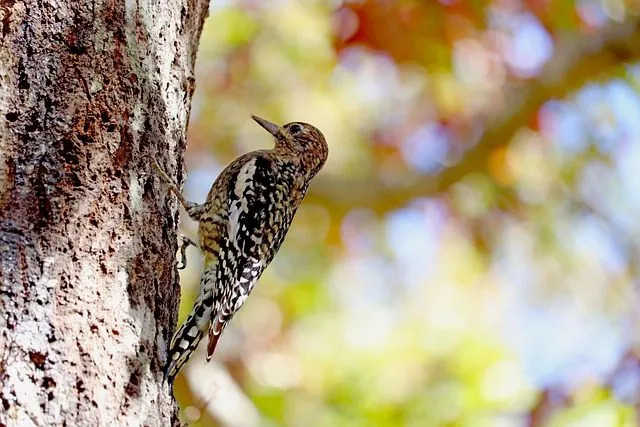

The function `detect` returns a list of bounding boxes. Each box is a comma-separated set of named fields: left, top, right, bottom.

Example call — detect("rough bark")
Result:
left=0, top=0, right=209, bottom=425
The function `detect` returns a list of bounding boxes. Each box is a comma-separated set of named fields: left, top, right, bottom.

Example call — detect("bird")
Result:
left=152, top=115, right=328, bottom=383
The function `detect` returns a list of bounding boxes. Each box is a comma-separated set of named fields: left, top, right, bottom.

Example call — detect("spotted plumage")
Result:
left=156, top=116, right=328, bottom=382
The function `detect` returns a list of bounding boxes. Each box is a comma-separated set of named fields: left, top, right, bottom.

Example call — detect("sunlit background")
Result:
left=173, top=0, right=640, bottom=425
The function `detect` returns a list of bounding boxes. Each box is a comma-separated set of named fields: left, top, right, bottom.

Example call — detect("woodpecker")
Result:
left=154, top=116, right=328, bottom=382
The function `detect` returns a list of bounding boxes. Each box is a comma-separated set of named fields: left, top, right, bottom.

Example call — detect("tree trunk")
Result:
left=0, top=0, right=209, bottom=425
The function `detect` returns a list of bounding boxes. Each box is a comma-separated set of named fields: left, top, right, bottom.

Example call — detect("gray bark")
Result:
left=0, top=0, right=209, bottom=425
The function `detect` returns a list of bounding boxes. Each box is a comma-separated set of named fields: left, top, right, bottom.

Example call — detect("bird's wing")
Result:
left=206, top=154, right=284, bottom=359
left=227, top=154, right=282, bottom=260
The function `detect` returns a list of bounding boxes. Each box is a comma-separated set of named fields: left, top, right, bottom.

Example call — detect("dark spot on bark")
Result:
left=90, top=324, right=98, bottom=333
left=28, top=351, right=47, bottom=369
left=17, top=60, right=29, bottom=90
left=60, top=138, right=79, bottom=165
left=124, top=369, right=141, bottom=397
left=123, top=204, right=131, bottom=222
left=33, top=163, right=53, bottom=227
left=161, top=225, right=169, bottom=243
left=106, top=123, right=117, bottom=132
left=187, top=76, right=196, bottom=97
left=140, top=236, right=150, bottom=249
left=112, top=329, right=119, bottom=335
left=76, top=378, right=85, bottom=393
left=126, top=282, right=138, bottom=307
left=0, top=288, right=14, bottom=297
left=143, top=176, right=153, bottom=196
left=100, top=262, right=107, bottom=275
left=5, top=112, right=18, bottom=122
left=43, top=376, right=56, bottom=389
left=0, top=156, right=15, bottom=212
left=47, top=392, right=54, bottom=401
left=83, top=117, right=93, bottom=132
left=25, top=120, right=38, bottom=133
left=91, top=400, right=98, bottom=407
left=110, top=25, right=125, bottom=60
left=113, top=140, right=131, bottom=169
left=62, top=137, right=74, bottom=151
left=101, top=111, right=110, bottom=123
left=78, top=133, right=93, bottom=144
left=66, top=31, right=87, bottom=55
left=143, top=116, right=152, bottom=133
left=67, top=171, right=82, bottom=187
left=44, top=95, right=57, bottom=113
left=2, top=395, right=9, bottom=410
left=119, top=123, right=132, bottom=147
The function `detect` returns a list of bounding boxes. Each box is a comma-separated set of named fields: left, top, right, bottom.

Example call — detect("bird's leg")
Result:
left=147, top=155, right=202, bottom=216
left=177, top=234, right=198, bottom=270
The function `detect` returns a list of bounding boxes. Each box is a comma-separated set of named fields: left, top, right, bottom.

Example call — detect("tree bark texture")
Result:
left=0, top=0, right=209, bottom=425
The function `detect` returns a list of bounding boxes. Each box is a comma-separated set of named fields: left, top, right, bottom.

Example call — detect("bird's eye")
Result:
left=289, top=124, right=302, bottom=134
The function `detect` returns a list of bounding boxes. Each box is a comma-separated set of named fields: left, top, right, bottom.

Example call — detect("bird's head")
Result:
left=252, top=115, right=328, bottom=178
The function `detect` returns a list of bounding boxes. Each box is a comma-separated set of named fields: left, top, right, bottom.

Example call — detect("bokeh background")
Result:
left=173, top=1, right=640, bottom=425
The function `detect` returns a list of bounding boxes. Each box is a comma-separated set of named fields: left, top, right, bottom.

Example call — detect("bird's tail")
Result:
left=163, top=274, right=216, bottom=383
left=206, top=309, right=231, bottom=361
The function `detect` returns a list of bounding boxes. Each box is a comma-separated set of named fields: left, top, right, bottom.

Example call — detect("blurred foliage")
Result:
left=174, top=0, right=640, bottom=425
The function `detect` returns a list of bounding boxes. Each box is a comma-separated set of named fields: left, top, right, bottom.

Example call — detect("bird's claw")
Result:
left=177, top=234, right=197, bottom=270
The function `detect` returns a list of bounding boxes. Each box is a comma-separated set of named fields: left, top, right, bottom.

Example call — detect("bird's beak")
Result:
left=252, top=115, right=280, bottom=136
